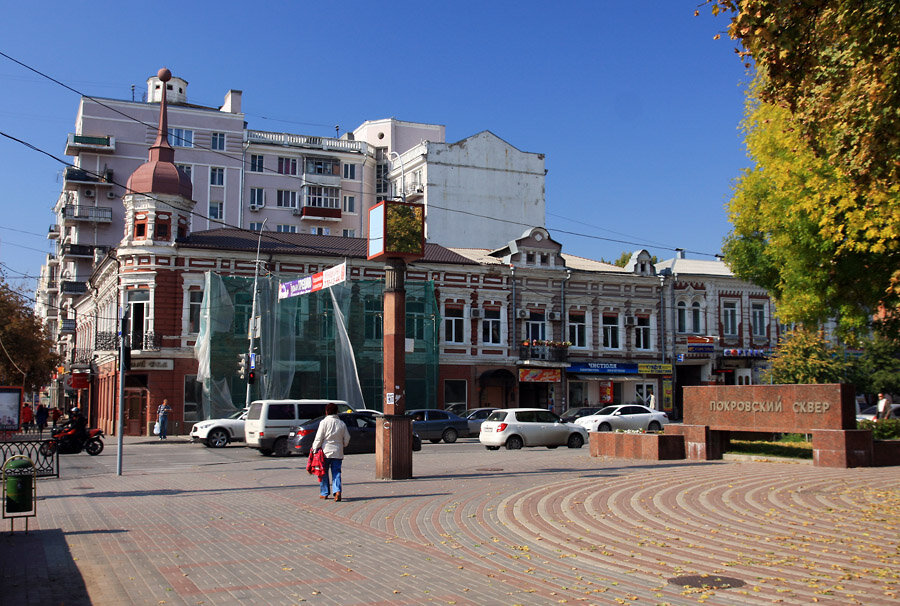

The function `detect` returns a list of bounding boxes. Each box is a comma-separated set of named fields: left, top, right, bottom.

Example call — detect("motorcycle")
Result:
left=40, top=425, right=105, bottom=456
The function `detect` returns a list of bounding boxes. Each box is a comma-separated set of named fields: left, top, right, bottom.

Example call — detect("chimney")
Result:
left=222, top=89, right=242, bottom=114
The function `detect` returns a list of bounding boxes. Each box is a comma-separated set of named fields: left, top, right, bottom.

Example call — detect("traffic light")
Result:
left=238, top=353, right=247, bottom=379
left=247, top=369, right=256, bottom=385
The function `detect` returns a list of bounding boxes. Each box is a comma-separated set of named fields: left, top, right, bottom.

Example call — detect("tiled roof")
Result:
left=180, top=229, right=478, bottom=265
left=656, top=258, right=734, bottom=277
left=449, top=248, right=627, bottom=272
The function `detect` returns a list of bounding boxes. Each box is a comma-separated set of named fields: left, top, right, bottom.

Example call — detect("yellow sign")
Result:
left=638, top=363, right=672, bottom=374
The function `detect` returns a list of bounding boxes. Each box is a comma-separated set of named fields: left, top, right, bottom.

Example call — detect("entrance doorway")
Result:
left=124, top=389, right=148, bottom=435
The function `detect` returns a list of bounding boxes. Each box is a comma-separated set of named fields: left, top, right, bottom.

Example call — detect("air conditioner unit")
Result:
left=106, top=191, right=117, bottom=199
left=517, top=309, right=530, bottom=319
left=625, top=316, right=636, bottom=326
left=548, top=311, right=561, bottom=321
left=470, top=308, right=483, bottom=319
left=84, top=189, right=95, bottom=198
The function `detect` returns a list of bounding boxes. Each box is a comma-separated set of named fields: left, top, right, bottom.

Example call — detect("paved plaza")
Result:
left=1, top=437, right=898, bottom=605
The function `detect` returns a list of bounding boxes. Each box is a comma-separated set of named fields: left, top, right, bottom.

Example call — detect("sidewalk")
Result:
left=1, top=439, right=898, bottom=605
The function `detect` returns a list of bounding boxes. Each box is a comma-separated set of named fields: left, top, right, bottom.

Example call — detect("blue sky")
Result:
left=0, top=1, right=750, bottom=293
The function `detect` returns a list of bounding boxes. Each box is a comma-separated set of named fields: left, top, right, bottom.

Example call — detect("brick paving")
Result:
left=1, top=438, right=898, bottom=605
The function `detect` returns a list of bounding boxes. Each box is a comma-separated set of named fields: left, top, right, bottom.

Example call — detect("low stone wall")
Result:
left=663, top=424, right=725, bottom=460
left=590, top=432, right=685, bottom=461
left=811, top=429, right=873, bottom=468
left=873, top=440, right=900, bottom=467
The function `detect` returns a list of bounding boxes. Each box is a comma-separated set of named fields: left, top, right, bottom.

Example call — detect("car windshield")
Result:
left=596, top=406, right=619, bottom=415
left=860, top=405, right=878, bottom=415
left=228, top=409, right=246, bottom=420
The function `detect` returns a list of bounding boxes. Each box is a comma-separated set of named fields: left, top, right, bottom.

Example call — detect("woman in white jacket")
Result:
left=311, top=402, right=351, bottom=501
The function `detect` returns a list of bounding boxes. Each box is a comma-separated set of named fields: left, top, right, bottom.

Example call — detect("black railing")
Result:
left=0, top=438, right=60, bottom=478
left=519, top=343, right=569, bottom=362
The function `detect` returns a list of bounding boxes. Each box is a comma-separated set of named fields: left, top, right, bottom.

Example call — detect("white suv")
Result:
left=190, top=408, right=248, bottom=448
left=479, top=408, right=588, bottom=450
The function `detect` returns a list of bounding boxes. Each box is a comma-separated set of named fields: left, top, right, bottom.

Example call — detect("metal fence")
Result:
left=0, top=438, right=59, bottom=478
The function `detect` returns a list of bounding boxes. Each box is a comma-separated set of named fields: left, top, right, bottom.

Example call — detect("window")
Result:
left=527, top=310, right=546, bottom=341
left=277, top=157, right=297, bottom=175
left=134, top=221, right=146, bottom=239
left=342, top=195, right=356, bottom=213
left=375, top=160, right=389, bottom=196
left=276, top=190, right=297, bottom=208
left=723, top=301, right=738, bottom=337
left=211, top=132, right=225, bottom=150
left=311, top=227, right=330, bottom=235
left=250, top=154, right=264, bottom=172
left=210, top=167, right=224, bottom=186
left=209, top=202, right=223, bottom=220
left=634, top=316, right=651, bottom=350
left=176, top=164, right=192, bottom=178
left=189, top=290, right=203, bottom=333
left=751, top=302, right=767, bottom=337
left=444, top=306, right=464, bottom=343
left=306, top=157, right=339, bottom=175
left=169, top=128, right=193, bottom=147
left=365, top=297, right=382, bottom=340
left=183, top=375, right=201, bottom=423
left=691, top=302, right=703, bottom=334
left=155, top=221, right=169, bottom=239
left=343, top=163, right=356, bottom=179
left=249, top=222, right=264, bottom=232
left=482, top=308, right=502, bottom=345
left=444, top=380, right=467, bottom=410
left=635, top=384, right=655, bottom=406
left=407, top=298, right=425, bottom=341
left=342, top=229, right=356, bottom=238
left=677, top=301, right=687, bottom=333
left=568, top=311, right=586, bottom=348
left=127, top=290, right=150, bottom=349
left=602, top=314, right=619, bottom=349
left=249, top=188, right=265, bottom=207
left=526, top=252, right=536, bottom=265
left=306, top=186, right=339, bottom=208
left=276, top=224, right=297, bottom=233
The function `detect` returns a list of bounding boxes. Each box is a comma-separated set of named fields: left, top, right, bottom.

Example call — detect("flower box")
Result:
left=590, top=431, right=685, bottom=460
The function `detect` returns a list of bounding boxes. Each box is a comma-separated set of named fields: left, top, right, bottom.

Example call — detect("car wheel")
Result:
left=429, top=438, right=441, bottom=444
left=567, top=433, right=585, bottom=449
left=412, top=436, right=422, bottom=451
left=598, top=422, right=612, bottom=432
left=206, top=429, right=229, bottom=448
left=648, top=421, right=662, bottom=432
left=273, top=437, right=290, bottom=457
left=442, top=428, right=458, bottom=443
left=485, top=445, right=500, bottom=451
left=505, top=435, right=523, bottom=450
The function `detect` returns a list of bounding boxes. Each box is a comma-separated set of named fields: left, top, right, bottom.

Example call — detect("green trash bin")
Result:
left=4, top=457, right=34, bottom=514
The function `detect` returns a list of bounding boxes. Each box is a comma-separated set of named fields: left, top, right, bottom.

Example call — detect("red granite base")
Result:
left=811, top=429, right=873, bottom=468
left=873, top=440, right=900, bottom=467
left=664, top=424, right=724, bottom=460
left=590, top=432, right=685, bottom=460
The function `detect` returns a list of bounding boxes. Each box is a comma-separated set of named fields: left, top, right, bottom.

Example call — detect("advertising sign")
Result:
left=518, top=368, right=561, bottom=383
left=278, top=262, right=346, bottom=300
left=0, top=386, right=23, bottom=432
left=598, top=381, right=613, bottom=404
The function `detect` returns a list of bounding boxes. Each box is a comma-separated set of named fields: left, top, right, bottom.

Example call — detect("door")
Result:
left=124, top=389, right=146, bottom=435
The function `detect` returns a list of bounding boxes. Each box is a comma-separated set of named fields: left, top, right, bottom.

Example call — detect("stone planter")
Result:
left=590, top=431, right=685, bottom=460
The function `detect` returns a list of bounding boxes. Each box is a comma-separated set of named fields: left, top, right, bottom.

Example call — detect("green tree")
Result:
left=709, top=1, right=900, bottom=335
left=843, top=334, right=900, bottom=398
left=603, top=252, right=658, bottom=268
left=0, top=279, right=60, bottom=391
left=764, top=327, right=845, bottom=384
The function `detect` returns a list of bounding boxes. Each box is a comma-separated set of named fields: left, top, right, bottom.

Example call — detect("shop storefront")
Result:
left=566, top=362, right=673, bottom=413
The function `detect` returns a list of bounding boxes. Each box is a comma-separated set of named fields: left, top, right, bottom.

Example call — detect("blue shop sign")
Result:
left=567, top=362, right=639, bottom=375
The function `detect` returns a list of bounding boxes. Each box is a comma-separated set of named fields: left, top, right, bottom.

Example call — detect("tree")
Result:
left=0, top=279, right=60, bottom=391
left=603, top=251, right=658, bottom=268
left=763, top=327, right=845, bottom=385
left=843, top=334, right=900, bottom=399
left=709, top=1, right=900, bottom=336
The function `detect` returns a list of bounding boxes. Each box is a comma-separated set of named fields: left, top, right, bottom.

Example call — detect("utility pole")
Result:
left=246, top=219, right=267, bottom=407
left=116, top=311, right=128, bottom=476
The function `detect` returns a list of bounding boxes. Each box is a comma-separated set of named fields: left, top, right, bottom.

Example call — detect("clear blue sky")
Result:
left=0, top=1, right=750, bottom=294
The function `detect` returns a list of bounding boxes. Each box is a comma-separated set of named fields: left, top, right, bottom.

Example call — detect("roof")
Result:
left=179, top=229, right=478, bottom=265
left=449, top=248, right=626, bottom=272
left=656, top=257, right=734, bottom=277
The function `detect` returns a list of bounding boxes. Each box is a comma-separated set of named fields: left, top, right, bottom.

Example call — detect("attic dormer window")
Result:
left=540, top=253, right=549, bottom=266
left=526, top=252, right=535, bottom=265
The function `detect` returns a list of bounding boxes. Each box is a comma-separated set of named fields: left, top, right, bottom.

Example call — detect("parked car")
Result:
left=288, top=412, right=422, bottom=456
left=355, top=409, right=384, bottom=417
left=464, top=407, right=499, bottom=435
left=245, top=399, right=354, bottom=456
left=574, top=405, right=669, bottom=433
left=479, top=408, right=588, bottom=450
left=857, top=404, right=900, bottom=422
left=445, top=402, right=468, bottom=416
left=189, top=407, right=248, bottom=448
left=406, top=409, right=470, bottom=443
left=559, top=406, right=602, bottom=423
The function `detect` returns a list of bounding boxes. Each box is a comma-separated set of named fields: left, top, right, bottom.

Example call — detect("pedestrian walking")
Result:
left=311, top=403, right=350, bottom=501
left=648, top=393, right=657, bottom=410
left=50, top=407, right=62, bottom=428
left=876, top=392, right=893, bottom=420
left=35, top=404, right=49, bottom=432
left=157, top=399, right=172, bottom=440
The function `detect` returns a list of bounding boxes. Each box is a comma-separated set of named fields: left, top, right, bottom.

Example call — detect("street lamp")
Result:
left=388, top=150, right=406, bottom=203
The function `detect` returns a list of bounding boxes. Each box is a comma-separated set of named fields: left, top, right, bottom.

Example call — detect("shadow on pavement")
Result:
left=0, top=528, right=92, bottom=605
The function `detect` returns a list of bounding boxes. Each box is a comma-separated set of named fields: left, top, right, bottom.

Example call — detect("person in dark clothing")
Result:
left=35, top=404, right=49, bottom=432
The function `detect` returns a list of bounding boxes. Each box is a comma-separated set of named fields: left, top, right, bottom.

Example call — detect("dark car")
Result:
left=406, top=408, right=470, bottom=443
left=288, top=412, right=422, bottom=456
left=559, top=406, right=602, bottom=423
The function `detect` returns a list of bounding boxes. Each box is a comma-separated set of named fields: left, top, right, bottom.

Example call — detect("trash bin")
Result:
left=4, top=456, right=35, bottom=514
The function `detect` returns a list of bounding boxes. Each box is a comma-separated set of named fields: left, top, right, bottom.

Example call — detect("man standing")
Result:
left=311, top=403, right=350, bottom=501
left=157, top=399, right=172, bottom=440
left=877, top=392, right=893, bottom=420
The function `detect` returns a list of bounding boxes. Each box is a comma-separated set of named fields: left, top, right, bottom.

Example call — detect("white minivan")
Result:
left=244, top=399, right=353, bottom=456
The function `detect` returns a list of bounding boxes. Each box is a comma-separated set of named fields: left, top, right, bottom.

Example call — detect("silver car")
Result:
left=574, top=404, right=668, bottom=433
left=479, top=408, right=588, bottom=450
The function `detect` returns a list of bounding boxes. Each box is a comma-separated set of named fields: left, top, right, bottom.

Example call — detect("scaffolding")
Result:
left=193, top=273, right=440, bottom=419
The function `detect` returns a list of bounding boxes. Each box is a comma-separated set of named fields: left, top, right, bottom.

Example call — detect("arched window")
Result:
left=677, top=301, right=687, bottom=333
left=691, top=302, right=703, bottom=334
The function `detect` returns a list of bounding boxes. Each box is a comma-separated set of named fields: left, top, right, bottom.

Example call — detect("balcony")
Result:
left=65, top=133, right=115, bottom=155
left=48, top=224, right=60, bottom=239
left=59, top=319, right=76, bottom=334
left=61, top=243, right=109, bottom=259
left=246, top=130, right=368, bottom=155
left=62, top=204, right=113, bottom=223
left=402, top=181, right=425, bottom=200
left=60, top=280, right=88, bottom=295
left=293, top=206, right=342, bottom=221
left=41, top=275, right=59, bottom=293
left=63, top=167, right=114, bottom=191
left=519, top=341, right=570, bottom=363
